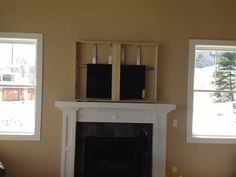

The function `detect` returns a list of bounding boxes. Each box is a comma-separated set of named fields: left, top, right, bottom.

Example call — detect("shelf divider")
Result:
left=112, top=42, right=121, bottom=101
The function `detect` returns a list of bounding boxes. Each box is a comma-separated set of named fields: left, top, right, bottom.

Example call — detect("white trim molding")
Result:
left=55, top=101, right=176, bottom=177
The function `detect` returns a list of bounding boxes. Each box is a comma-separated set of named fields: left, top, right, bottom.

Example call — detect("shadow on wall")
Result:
left=230, top=155, right=236, bottom=177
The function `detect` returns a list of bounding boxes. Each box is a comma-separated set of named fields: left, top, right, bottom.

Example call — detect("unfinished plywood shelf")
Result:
left=75, top=40, right=158, bottom=102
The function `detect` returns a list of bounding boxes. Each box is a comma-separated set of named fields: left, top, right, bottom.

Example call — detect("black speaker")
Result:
left=120, top=65, right=145, bottom=100
left=86, top=64, right=112, bottom=99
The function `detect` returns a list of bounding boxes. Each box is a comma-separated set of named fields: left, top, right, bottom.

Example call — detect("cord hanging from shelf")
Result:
left=121, top=45, right=125, bottom=64
left=108, top=43, right=113, bottom=64
left=136, top=45, right=141, bottom=65
left=92, top=44, right=97, bottom=64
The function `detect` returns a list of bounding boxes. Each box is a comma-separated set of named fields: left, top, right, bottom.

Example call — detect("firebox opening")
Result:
left=74, top=122, right=153, bottom=177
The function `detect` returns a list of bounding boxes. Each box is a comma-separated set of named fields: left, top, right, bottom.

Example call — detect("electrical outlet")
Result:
left=172, top=166, right=178, bottom=173
left=173, top=119, right=178, bottom=128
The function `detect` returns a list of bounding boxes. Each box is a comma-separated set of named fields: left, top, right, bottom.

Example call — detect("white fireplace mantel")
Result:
left=55, top=101, right=176, bottom=177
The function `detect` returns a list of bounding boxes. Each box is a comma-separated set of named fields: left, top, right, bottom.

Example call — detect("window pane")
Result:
left=0, top=87, right=35, bottom=134
left=0, top=43, right=36, bottom=86
left=194, top=50, right=236, bottom=91
left=193, top=91, right=236, bottom=137
left=0, top=43, right=12, bottom=65
left=194, top=50, right=216, bottom=90
left=0, top=42, right=37, bottom=135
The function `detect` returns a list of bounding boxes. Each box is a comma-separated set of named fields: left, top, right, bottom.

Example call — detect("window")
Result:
left=0, top=33, right=43, bottom=141
left=187, top=40, right=236, bottom=143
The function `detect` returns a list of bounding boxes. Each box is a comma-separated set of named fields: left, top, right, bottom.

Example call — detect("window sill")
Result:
left=187, top=135, right=236, bottom=144
left=0, top=134, right=40, bottom=141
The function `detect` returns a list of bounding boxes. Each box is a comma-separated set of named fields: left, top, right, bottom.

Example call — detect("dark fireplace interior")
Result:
left=74, top=122, right=153, bottom=177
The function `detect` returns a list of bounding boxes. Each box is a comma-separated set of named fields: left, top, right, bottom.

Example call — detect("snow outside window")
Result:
left=0, top=33, right=43, bottom=141
left=187, top=40, right=236, bottom=144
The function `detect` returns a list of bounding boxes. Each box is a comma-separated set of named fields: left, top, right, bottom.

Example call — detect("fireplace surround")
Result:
left=55, top=101, right=175, bottom=177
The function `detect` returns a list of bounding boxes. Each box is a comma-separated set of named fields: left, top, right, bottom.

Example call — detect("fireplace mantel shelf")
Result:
left=55, top=101, right=176, bottom=177
left=55, top=101, right=175, bottom=113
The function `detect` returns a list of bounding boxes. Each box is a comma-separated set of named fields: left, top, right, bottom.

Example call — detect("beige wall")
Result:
left=0, top=0, right=236, bottom=177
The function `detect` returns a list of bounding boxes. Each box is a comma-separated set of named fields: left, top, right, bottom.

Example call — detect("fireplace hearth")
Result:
left=55, top=101, right=175, bottom=177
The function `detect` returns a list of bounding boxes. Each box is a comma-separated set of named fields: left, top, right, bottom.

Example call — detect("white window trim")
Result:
left=0, top=32, right=43, bottom=141
left=187, top=39, right=236, bottom=144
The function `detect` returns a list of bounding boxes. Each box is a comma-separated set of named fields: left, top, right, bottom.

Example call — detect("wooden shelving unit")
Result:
left=75, top=40, right=158, bottom=102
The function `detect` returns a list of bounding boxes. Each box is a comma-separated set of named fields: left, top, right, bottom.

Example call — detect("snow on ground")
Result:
left=193, top=98, right=236, bottom=136
left=0, top=100, right=35, bottom=134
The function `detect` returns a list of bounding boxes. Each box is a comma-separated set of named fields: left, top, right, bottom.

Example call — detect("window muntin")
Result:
left=0, top=33, right=42, bottom=140
left=188, top=40, right=236, bottom=143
